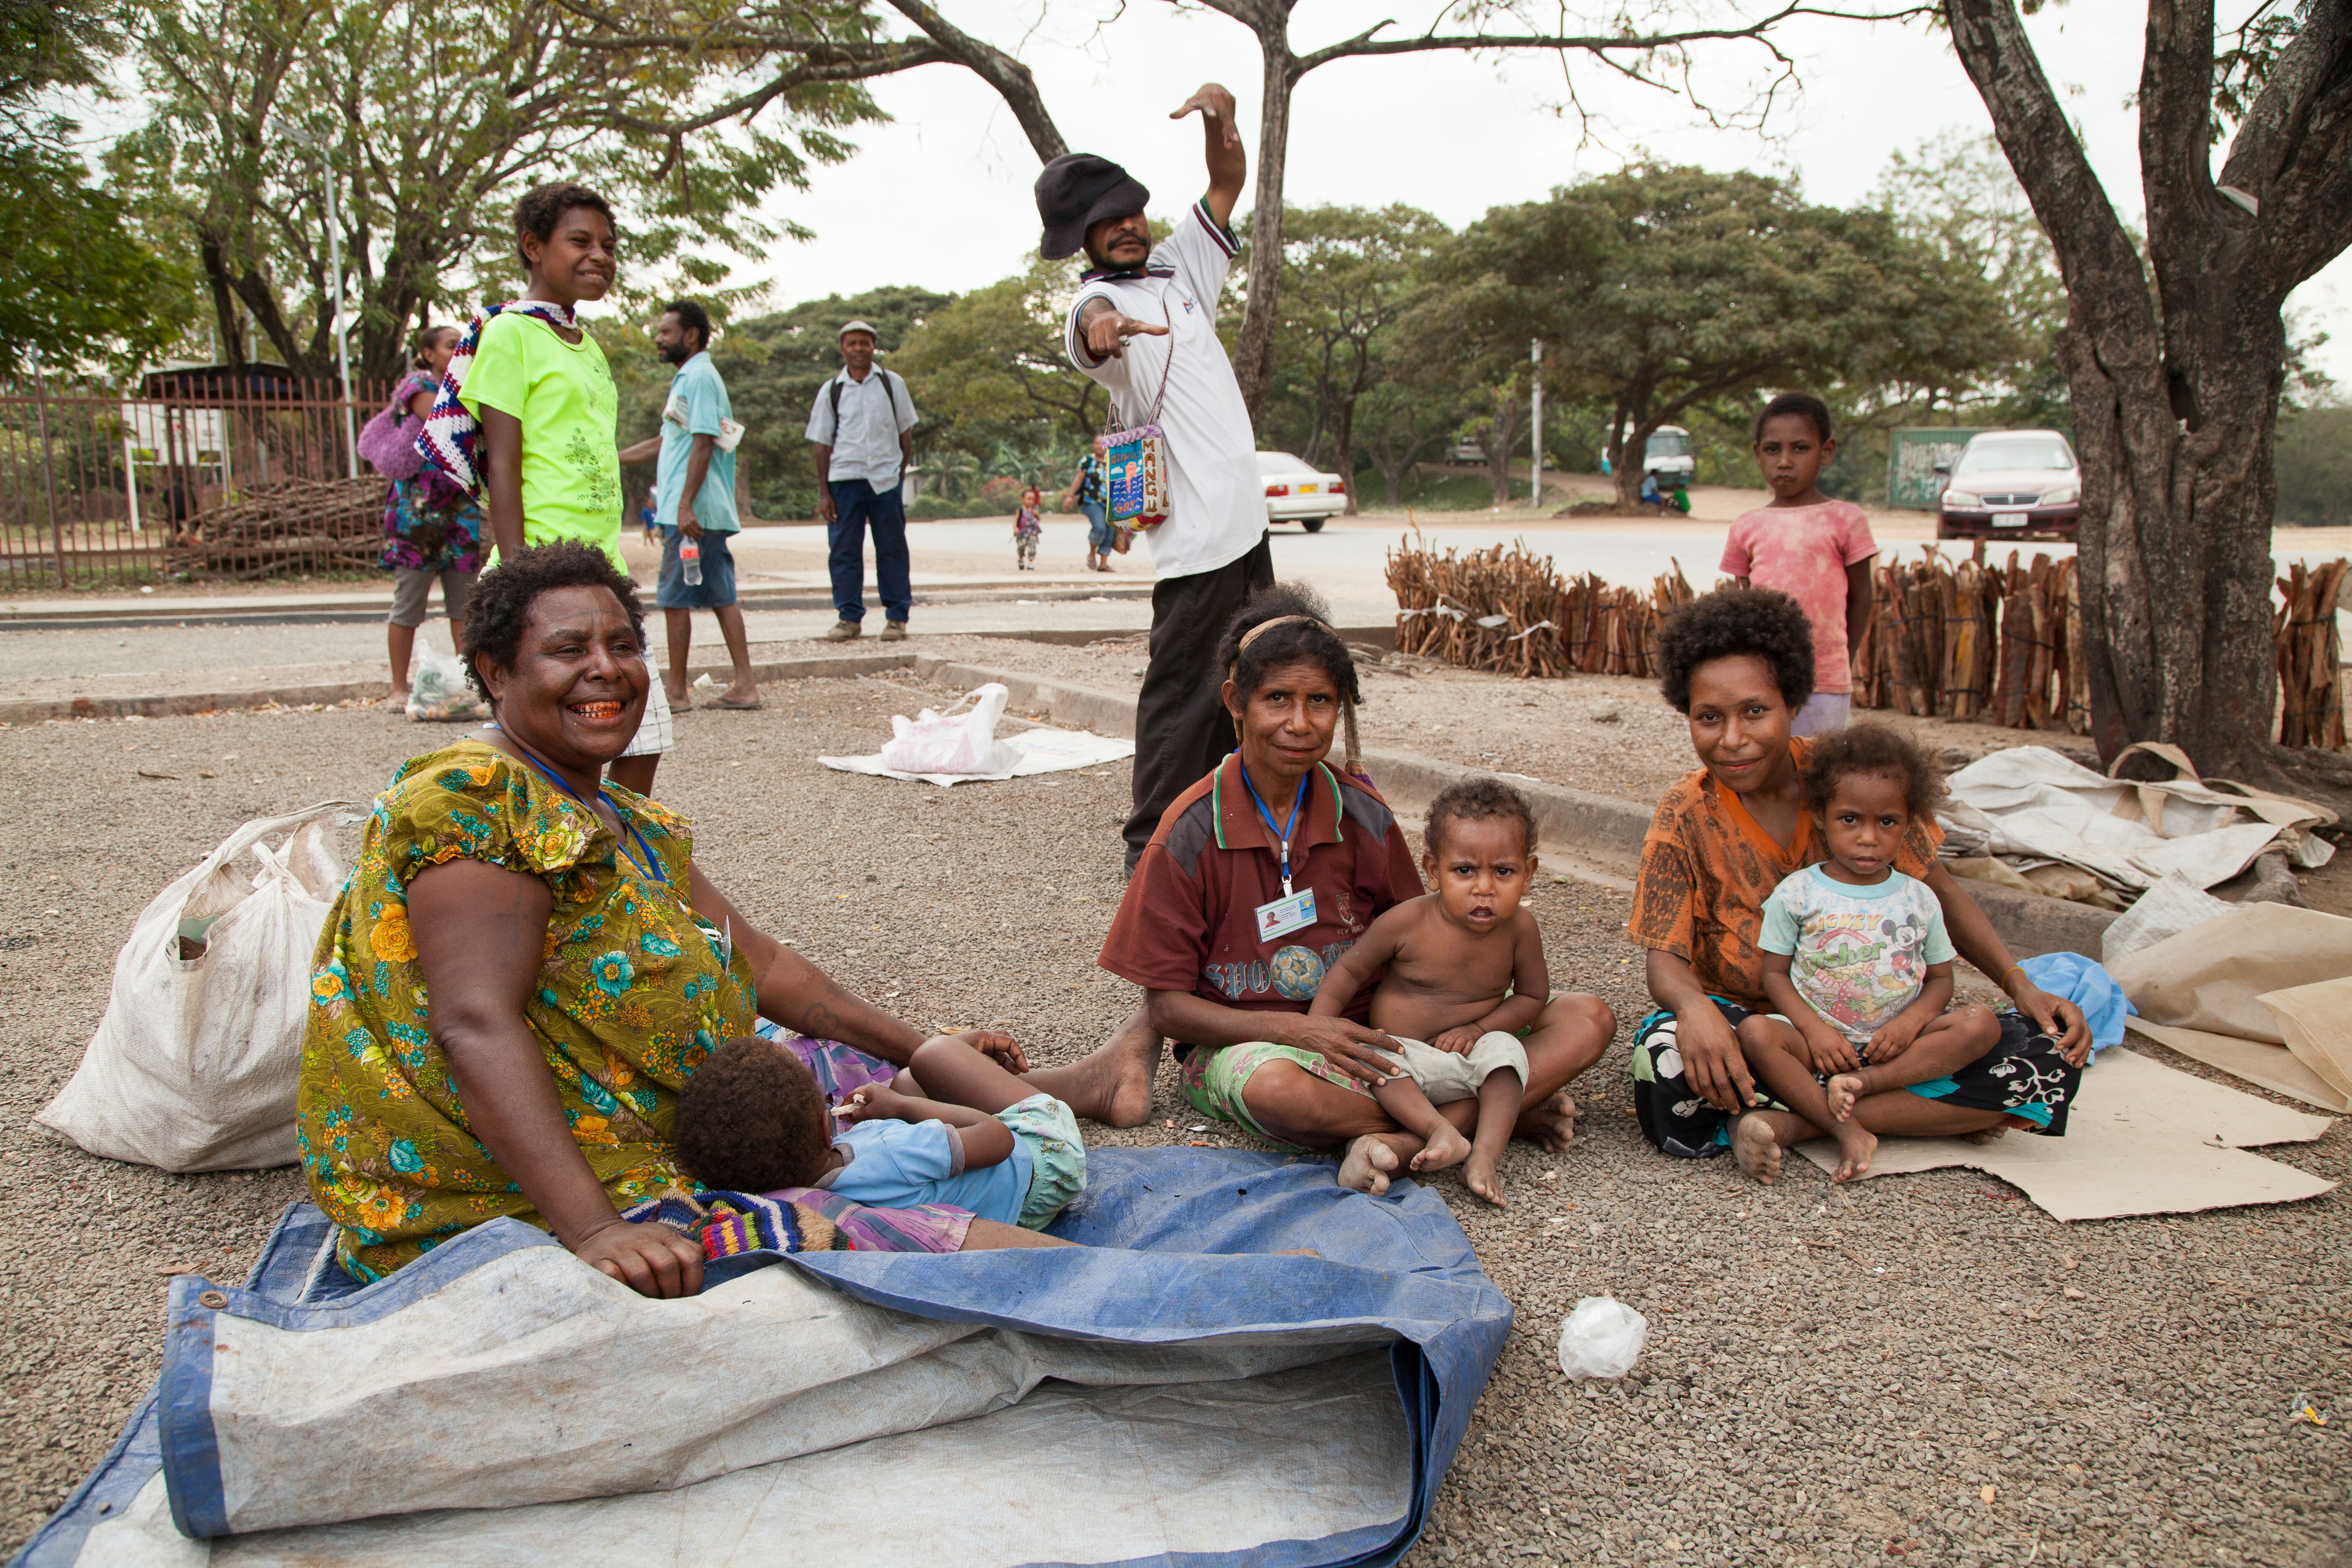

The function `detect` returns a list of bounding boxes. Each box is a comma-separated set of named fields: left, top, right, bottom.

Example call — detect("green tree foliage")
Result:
left=0, top=0, right=192, bottom=372
left=2275, top=396, right=2352, bottom=528
left=1251, top=203, right=1446, bottom=513
left=113, top=0, right=894, bottom=382
left=895, top=256, right=1110, bottom=466
left=714, top=285, right=949, bottom=517
left=1421, top=164, right=2015, bottom=509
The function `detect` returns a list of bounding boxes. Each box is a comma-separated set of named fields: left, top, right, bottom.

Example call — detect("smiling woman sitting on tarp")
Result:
left=1095, top=583, right=1617, bottom=1194
left=296, top=542, right=1110, bottom=1295
left=1626, top=585, right=2092, bottom=1175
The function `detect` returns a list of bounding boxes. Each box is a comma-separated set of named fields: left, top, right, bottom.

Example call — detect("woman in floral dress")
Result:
left=298, top=543, right=1072, bottom=1296
left=382, top=325, right=484, bottom=705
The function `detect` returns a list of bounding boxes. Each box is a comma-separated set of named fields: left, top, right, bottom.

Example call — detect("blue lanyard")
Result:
left=492, top=730, right=668, bottom=885
left=1239, top=766, right=1311, bottom=896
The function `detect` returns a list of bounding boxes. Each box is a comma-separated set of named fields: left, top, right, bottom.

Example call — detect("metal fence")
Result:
left=1886, top=427, right=1990, bottom=512
left=0, top=369, right=392, bottom=589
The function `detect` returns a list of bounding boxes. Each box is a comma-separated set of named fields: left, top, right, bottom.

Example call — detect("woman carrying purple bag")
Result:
left=365, top=324, right=484, bottom=706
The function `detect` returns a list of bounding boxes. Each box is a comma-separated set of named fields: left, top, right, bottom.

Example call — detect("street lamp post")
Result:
left=1529, top=338, right=1544, bottom=508
left=288, top=125, right=358, bottom=477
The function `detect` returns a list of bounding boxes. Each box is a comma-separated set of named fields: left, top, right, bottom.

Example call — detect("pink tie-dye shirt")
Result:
left=1720, top=501, right=1879, bottom=695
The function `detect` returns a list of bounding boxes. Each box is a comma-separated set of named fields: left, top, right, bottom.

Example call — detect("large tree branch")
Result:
left=1289, top=8, right=1926, bottom=75
left=2136, top=0, right=2222, bottom=323
left=883, top=0, right=1066, bottom=161
left=2220, top=0, right=2352, bottom=288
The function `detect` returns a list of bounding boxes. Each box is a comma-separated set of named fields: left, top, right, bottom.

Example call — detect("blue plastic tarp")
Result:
left=15, top=1147, right=1511, bottom=1568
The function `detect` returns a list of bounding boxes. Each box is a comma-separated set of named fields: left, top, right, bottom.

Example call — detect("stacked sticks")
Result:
left=2277, top=558, right=2347, bottom=750
left=166, top=476, right=389, bottom=579
left=1391, top=531, right=2344, bottom=752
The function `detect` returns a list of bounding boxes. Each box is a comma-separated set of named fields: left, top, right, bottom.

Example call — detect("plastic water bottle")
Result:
left=680, top=535, right=702, bottom=586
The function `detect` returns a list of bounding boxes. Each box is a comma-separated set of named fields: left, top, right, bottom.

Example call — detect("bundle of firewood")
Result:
left=1387, top=536, right=1573, bottom=678
left=1392, top=529, right=2345, bottom=753
left=1856, top=546, right=2081, bottom=733
left=2276, top=558, right=2347, bottom=750
left=167, top=476, right=390, bottom=579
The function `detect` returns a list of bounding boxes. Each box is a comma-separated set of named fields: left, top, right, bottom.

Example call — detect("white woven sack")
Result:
left=34, top=802, right=349, bottom=1172
left=879, top=682, right=1020, bottom=775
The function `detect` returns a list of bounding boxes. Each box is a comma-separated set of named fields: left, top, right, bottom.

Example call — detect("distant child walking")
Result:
left=1720, top=391, right=1877, bottom=736
left=1730, top=724, right=2004, bottom=1184
left=1307, top=779, right=1546, bottom=1208
left=1013, top=485, right=1043, bottom=569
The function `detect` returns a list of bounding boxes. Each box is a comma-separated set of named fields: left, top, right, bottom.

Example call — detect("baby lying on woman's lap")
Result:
left=676, top=1035, right=1086, bottom=1231
left=1310, top=779, right=1545, bottom=1208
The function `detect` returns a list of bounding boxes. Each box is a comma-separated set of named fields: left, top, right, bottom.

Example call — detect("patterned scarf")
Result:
left=413, top=298, right=582, bottom=509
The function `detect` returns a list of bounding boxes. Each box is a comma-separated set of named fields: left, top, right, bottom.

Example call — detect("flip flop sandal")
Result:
left=703, top=694, right=763, bottom=710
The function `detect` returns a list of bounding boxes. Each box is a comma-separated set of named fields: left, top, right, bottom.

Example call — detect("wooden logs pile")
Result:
left=1856, top=545, right=2081, bottom=733
left=1392, top=528, right=2344, bottom=752
left=2277, top=558, right=2347, bottom=749
left=1387, top=536, right=1573, bottom=677
left=168, top=476, right=389, bottom=579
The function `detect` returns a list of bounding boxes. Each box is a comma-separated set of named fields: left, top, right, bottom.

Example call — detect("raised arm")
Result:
left=409, top=858, right=703, bottom=1297
left=689, top=865, right=1028, bottom=1072
left=1170, top=82, right=1245, bottom=228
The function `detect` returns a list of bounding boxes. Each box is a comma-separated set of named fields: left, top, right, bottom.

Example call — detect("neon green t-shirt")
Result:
left=459, top=311, right=626, bottom=570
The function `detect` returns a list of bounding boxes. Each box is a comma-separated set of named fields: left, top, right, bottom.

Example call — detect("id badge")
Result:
left=1255, top=888, right=1316, bottom=941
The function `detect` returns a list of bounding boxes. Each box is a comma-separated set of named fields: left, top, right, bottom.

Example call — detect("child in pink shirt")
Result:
left=1720, top=392, right=1878, bottom=736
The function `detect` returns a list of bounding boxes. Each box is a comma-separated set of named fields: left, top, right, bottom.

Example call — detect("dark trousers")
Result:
left=827, top=480, right=911, bottom=624
left=1124, top=532, right=1276, bottom=868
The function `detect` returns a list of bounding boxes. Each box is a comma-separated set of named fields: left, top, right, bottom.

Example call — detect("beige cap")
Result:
left=838, top=319, right=878, bottom=341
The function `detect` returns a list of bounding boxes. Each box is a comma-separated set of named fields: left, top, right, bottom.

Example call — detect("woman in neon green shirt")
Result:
left=462, top=182, right=669, bottom=793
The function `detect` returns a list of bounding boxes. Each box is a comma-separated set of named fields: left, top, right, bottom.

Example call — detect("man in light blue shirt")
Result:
left=622, top=300, right=759, bottom=708
left=804, top=319, right=919, bottom=642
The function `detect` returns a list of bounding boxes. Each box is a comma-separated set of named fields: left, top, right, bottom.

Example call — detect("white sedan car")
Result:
left=1257, top=451, right=1346, bottom=532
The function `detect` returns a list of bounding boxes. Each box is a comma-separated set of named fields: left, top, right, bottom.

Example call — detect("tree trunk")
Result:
left=1614, top=418, right=1658, bottom=511
left=1944, top=0, right=2352, bottom=800
left=1230, top=33, right=1296, bottom=431
left=1484, top=385, right=1525, bottom=507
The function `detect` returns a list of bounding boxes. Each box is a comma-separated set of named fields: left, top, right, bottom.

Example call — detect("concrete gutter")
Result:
left=911, top=657, right=2117, bottom=960
left=11, top=635, right=2115, bottom=960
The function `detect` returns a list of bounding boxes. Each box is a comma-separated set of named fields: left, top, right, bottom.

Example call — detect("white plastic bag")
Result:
left=1556, top=1296, right=1648, bottom=1380
left=34, top=803, right=349, bottom=1172
left=408, top=635, right=489, bottom=723
left=879, top=682, right=1019, bottom=776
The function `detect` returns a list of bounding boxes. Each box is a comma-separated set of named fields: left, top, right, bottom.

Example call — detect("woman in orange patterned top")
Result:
left=1625, top=587, right=2089, bottom=1177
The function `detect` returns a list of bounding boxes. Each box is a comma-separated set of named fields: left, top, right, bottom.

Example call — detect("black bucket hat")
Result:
left=1035, top=153, right=1151, bottom=262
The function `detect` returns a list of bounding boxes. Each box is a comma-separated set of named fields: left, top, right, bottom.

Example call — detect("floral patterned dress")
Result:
left=379, top=371, right=483, bottom=573
left=298, top=738, right=755, bottom=1280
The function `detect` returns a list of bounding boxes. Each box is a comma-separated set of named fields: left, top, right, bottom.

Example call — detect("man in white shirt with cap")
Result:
left=805, top=319, right=919, bottom=641
left=1046, top=83, right=1273, bottom=872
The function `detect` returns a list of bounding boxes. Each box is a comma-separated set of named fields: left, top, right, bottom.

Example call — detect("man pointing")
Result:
left=1043, top=84, right=1272, bottom=873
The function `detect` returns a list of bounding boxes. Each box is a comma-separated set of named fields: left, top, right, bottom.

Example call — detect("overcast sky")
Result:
left=714, top=0, right=2350, bottom=387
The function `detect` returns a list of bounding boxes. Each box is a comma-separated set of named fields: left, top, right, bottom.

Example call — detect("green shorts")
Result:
left=1179, top=1041, right=1373, bottom=1153
left=999, top=1093, right=1087, bottom=1229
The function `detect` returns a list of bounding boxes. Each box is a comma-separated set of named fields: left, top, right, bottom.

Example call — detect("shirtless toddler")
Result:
left=1310, top=779, right=1545, bottom=1206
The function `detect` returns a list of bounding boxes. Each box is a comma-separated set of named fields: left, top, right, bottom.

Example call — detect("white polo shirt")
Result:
left=1064, top=199, right=1265, bottom=581
left=805, top=366, right=918, bottom=490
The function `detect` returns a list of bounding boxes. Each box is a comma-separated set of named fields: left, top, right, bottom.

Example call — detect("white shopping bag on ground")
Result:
left=879, top=683, right=1020, bottom=776
left=34, top=802, right=349, bottom=1172
left=409, top=635, right=489, bottom=723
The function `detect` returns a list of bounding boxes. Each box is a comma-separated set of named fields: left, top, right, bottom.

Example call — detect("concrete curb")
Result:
left=911, top=656, right=2116, bottom=960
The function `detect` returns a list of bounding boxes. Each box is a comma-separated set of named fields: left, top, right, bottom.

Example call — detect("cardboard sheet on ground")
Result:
left=2108, top=903, right=2352, bottom=1112
left=1796, top=1047, right=2334, bottom=1220
left=820, top=725, right=1135, bottom=787
left=15, top=1148, right=1509, bottom=1568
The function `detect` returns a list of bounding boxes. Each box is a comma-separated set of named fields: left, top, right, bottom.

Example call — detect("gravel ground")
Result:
left=2, top=677, right=2347, bottom=1564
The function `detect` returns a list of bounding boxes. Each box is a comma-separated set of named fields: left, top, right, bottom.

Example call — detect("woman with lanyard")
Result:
left=1097, top=585, right=1616, bottom=1193
left=297, top=543, right=1060, bottom=1298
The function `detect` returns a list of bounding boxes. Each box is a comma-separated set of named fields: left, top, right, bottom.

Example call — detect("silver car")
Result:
left=1937, top=429, right=2081, bottom=541
left=1258, top=451, right=1346, bottom=533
